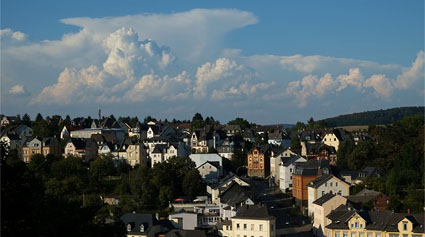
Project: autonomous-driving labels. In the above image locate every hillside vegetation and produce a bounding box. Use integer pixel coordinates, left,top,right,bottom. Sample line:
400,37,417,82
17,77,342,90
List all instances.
320,106,424,127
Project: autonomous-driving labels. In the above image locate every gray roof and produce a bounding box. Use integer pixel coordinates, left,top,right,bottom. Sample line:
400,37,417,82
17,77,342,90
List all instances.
235,204,274,220
120,213,157,235
326,208,424,233
307,174,346,188
293,159,330,176
312,193,337,206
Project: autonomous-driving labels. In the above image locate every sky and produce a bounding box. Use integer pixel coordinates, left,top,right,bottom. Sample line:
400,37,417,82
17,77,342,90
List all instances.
1,0,424,124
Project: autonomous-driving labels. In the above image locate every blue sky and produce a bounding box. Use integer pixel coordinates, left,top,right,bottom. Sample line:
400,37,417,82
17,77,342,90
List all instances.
1,1,424,124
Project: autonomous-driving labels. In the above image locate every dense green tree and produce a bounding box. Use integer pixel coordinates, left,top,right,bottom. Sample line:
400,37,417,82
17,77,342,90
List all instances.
290,136,301,153
22,113,31,126
346,140,377,170
182,169,204,198
228,117,250,129
35,113,44,122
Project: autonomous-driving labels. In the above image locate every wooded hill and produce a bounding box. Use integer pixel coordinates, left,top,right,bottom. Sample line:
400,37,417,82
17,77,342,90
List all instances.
320,106,424,127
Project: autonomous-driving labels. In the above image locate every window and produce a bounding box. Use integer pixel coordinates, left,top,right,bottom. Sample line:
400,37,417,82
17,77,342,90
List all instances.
237,223,240,230
367,233,372,237
375,234,380,237
259,224,263,231
343,232,347,237
325,183,327,187
359,233,364,237
322,191,325,196
355,222,359,228
243,223,247,230
335,232,340,237
402,221,408,230
330,182,333,187
351,233,356,237
251,224,254,230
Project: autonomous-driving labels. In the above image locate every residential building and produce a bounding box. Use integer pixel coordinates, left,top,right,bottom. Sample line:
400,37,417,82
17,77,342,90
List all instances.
312,193,347,237
217,137,236,159
197,161,220,184
279,155,307,193
60,125,84,139
126,142,147,168
209,173,250,205
1,132,26,156
0,115,17,127
121,213,172,237
292,159,330,208
346,188,390,211
189,154,223,176
169,212,199,230
64,138,98,161
21,137,61,163
322,128,347,152
325,208,425,237
247,145,271,178
223,125,242,137
220,204,276,237
307,174,350,216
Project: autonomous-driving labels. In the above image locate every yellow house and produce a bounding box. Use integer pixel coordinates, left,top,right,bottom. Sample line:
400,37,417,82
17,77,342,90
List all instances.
325,207,424,237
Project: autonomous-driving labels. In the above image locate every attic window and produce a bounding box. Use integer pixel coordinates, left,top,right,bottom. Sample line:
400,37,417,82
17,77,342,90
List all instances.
127,224,132,231
403,221,408,230
140,224,144,232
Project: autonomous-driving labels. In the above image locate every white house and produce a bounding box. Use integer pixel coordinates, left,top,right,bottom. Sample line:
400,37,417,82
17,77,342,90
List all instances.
279,155,307,192
322,129,346,152
197,161,220,184
189,154,223,176
307,174,350,216
270,148,298,185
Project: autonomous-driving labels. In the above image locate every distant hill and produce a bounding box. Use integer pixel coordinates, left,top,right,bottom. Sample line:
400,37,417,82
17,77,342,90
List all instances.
320,106,424,127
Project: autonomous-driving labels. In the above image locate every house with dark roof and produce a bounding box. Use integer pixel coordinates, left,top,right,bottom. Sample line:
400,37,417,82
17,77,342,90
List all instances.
307,174,350,216
346,188,390,211
247,144,271,178
121,213,174,237
197,161,220,184
322,128,347,152
64,138,98,161
219,204,276,237
21,137,61,163
218,181,254,221
209,173,250,205
325,207,424,237
312,193,347,237
292,159,331,208
279,155,307,193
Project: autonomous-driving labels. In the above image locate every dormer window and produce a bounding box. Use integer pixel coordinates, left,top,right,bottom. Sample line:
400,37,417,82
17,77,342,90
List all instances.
403,221,408,230
140,224,144,232
127,224,132,231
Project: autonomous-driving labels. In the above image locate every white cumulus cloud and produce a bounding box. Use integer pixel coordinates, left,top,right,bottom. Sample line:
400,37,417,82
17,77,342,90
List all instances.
0,28,27,42
9,84,29,95
394,50,424,89
364,74,394,99
194,58,244,98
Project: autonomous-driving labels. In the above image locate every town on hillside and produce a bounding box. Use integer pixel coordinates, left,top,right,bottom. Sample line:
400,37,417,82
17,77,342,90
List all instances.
1,111,424,237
